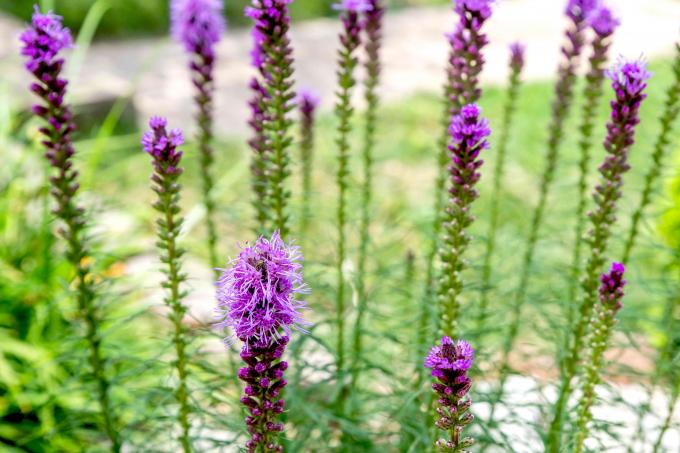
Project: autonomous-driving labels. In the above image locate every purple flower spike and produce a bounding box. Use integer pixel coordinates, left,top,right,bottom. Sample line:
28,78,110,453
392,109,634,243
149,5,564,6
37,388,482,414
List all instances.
20,6,73,73
509,42,526,72
565,0,600,22
298,89,321,117
448,104,491,187
607,58,652,101
425,337,476,451
171,0,225,57
588,5,619,37
216,231,308,348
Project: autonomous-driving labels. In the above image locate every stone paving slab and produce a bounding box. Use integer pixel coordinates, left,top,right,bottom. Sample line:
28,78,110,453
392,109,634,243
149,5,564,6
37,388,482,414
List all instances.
2,0,679,136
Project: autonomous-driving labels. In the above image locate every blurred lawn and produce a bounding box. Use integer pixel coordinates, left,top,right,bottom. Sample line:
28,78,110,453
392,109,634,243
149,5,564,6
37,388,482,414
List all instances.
0,0,449,39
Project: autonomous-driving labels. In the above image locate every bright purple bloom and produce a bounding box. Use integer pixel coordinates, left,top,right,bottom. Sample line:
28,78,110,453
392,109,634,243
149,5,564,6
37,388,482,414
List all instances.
509,42,526,72
142,116,185,166
449,104,491,172
599,262,626,310
20,6,73,73
607,58,651,101
216,231,307,348
332,0,373,12
588,5,619,37
425,337,476,450
565,0,600,22
171,0,225,57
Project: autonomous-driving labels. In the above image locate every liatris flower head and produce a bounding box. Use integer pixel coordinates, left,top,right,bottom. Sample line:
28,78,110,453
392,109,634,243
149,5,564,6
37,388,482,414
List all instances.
607,58,651,101
245,0,293,29
509,42,526,72
449,103,491,161
216,231,308,348
565,0,600,22
425,337,475,451
20,6,73,73
142,116,184,166
171,0,225,57
588,4,619,37
454,0,494,19
599,262,626,309
297,89,320,117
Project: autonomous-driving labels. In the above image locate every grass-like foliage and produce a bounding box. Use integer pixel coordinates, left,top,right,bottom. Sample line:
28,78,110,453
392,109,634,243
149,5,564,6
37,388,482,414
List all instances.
2,0,680,452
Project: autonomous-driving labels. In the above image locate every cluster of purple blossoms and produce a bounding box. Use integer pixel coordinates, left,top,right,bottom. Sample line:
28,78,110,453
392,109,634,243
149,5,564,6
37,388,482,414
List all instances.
565,0,599,23
509,42,526,73
425,337,475,451
171,0,225,58
298,89,321,121
599,262,626,309
217,232,307,451
245,0,292,69
142,117,185,170
588,4,619,38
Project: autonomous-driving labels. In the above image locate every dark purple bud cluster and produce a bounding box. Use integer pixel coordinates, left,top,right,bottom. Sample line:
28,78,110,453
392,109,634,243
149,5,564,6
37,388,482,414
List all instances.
239,337,290,453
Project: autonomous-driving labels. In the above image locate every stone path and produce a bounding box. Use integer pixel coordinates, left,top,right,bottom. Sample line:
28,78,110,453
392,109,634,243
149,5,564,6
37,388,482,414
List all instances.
2,0,679,135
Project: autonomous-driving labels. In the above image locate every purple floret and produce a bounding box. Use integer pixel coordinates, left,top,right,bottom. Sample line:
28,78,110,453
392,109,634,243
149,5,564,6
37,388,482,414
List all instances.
565,0,600,22
171,0,225,57
599,262,626,309
332,0,373,12
216,232,308,348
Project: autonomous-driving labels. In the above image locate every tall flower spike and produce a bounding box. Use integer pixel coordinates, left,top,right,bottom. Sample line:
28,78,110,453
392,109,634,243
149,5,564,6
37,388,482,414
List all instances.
297,89,320,237
142,117,193,453
351,0,385,396
425,0,494,335
216,232,308,452
573,263,626,453
245,0,296,237
425,337,475,452
481,42,526,425
622,43,680,264
20,7,120,451
171,0,226,275
549,58,650,451
438,104,491,337
332,0,367,415
568,3,619,309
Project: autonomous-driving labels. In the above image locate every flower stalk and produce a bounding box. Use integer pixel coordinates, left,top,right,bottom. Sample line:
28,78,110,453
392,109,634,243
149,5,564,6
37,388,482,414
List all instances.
20,8,120,451
142,117,193,453
332,0,368,413
216,232,308,452
547,59,651,452
477,42,526,334
297,90,320,237
171,0,225,274
573,263,626,453
246,0,297,237
622,43,680,264
425,0,493,328
351,0,384,393
568,4,619,311
438,104,491,338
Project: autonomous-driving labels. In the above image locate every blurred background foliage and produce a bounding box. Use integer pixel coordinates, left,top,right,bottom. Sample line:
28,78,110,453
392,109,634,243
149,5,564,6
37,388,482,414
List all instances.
0,0,448,39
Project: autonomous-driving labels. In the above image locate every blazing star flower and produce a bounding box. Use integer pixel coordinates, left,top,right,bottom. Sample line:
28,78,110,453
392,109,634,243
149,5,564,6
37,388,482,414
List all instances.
438,104,491,337
425,337,476,451
454,0,494,19
20,6,73,73
171,0,225,57
599,262,626,309
509,42,526,72
588,4,619,37
142,116,184,165
298,89,320,118
216,232,307,348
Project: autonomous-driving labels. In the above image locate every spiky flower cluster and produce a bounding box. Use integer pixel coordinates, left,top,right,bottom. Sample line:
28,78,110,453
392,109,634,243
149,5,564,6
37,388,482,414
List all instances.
217,232,307,451
171,0,225,271
216,232,307,348
142,117,185,167
574,262,626,453
425,337,475,452
438,104,491,337
171,0,225,57
588,4,619,38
